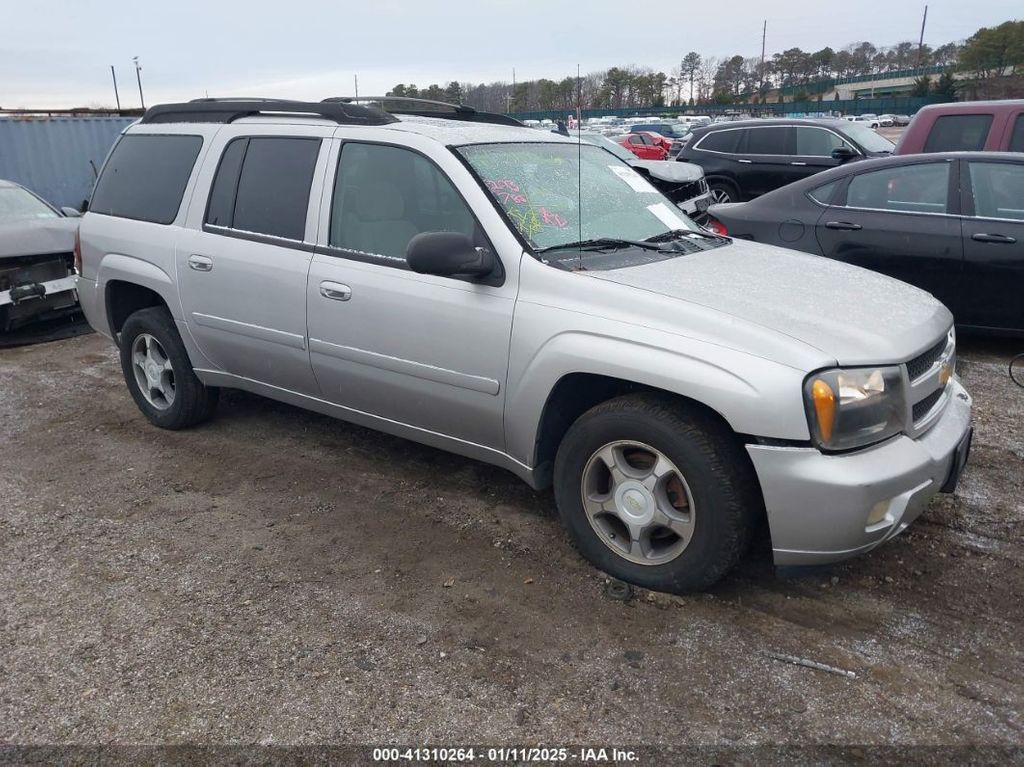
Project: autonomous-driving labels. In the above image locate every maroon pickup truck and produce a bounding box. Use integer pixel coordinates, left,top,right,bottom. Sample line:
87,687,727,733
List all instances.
896,100,1024,154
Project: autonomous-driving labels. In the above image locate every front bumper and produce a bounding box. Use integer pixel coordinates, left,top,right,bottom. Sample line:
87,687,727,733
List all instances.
747,379,972,566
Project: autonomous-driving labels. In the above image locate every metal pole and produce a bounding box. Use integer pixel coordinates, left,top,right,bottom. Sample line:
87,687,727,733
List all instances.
133,56,145,109
760,19,767,97
110,65,121,111
917,5,929,67
354,74,359,100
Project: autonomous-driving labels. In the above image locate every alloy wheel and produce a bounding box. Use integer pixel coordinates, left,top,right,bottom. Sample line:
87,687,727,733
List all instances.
580,441,696,566
131,333,176,410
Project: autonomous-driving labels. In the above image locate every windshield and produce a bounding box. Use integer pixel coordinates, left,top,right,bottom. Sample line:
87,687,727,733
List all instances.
842,123,896,153
457,142,698,251
0,186,59,223
577,133,636,162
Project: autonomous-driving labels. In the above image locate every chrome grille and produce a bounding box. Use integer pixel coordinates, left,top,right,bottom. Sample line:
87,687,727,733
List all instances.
912,388,944,422
906,337,947,381
904,328,955,435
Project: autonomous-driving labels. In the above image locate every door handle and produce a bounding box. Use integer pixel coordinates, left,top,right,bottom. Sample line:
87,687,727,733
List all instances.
188,254,213,272
790,161,808,166
737,159,753,164
319,281,352,301
971,232,1016,244
825,221,863,231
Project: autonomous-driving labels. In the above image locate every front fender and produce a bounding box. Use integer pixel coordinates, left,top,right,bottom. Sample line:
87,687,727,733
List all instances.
504,327,810,468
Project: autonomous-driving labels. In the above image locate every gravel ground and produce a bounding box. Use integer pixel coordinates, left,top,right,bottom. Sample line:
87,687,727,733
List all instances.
0,331,1021,749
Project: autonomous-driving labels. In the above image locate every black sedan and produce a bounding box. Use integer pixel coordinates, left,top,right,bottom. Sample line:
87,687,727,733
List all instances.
705,152,1024,334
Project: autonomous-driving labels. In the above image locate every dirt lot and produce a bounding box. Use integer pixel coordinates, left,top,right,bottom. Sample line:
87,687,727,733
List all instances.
1,331,1021,748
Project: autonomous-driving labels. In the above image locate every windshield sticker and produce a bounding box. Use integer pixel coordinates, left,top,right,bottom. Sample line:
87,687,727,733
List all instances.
646,202,687,229
609,165,659,194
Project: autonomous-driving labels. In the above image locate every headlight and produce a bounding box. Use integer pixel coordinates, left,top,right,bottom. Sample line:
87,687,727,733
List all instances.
804,366,906,451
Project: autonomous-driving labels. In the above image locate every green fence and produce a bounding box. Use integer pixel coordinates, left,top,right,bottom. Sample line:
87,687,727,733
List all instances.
510,95,946,122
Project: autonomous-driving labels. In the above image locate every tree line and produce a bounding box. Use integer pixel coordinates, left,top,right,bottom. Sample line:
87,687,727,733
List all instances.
387,19,1023,112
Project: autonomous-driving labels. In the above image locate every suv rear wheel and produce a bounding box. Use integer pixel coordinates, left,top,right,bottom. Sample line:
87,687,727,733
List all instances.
119,306,218,430
707,181,738,205
553,393,761,593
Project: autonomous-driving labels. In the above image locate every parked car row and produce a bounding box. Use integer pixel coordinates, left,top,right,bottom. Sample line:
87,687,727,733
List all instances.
702,99,1024,334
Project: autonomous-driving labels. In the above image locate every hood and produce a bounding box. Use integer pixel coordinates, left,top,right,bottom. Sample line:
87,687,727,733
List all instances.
588,239,952,367
0,218,78,259
630,159,703,184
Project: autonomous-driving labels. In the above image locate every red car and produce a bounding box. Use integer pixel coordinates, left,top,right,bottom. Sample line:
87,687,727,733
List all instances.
615,132,669,160
895,99,1024,154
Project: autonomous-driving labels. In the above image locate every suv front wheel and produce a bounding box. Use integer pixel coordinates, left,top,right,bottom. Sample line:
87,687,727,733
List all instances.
118,306,219,430
553,393,761,593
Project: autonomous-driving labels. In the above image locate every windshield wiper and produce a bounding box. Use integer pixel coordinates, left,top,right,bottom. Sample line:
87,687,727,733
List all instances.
537,237,668,254
644,228,727,243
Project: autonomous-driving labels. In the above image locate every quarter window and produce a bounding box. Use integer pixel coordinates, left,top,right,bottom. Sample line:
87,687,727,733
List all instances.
330,143,478,262
969,162,1024,221
846,163,950,214
90,134,203,224
923,114,993,152
807,180,840,205
695,130,740,153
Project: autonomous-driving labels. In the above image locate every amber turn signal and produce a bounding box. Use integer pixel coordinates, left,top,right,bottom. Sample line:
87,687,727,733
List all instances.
811,379,836,442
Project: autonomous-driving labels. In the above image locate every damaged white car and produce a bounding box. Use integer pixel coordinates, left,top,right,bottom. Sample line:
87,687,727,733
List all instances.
0,179,81,332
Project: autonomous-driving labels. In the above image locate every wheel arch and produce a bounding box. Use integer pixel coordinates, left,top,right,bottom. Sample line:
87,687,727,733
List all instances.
529,372,745,489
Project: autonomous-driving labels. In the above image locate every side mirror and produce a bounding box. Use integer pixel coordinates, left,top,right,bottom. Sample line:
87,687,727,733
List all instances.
831,146,857,163
406,232,496,279
60,206,82,217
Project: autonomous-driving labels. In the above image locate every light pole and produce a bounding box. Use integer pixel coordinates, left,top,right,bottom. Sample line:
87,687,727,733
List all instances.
110,65,121,110
133,56,145,109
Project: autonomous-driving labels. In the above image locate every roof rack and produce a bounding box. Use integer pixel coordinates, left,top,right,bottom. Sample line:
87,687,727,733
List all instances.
323,96,524,127
139,98,398,125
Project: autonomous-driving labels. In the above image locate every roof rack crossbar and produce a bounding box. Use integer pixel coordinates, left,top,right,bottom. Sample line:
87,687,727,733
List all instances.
323,96,524,127
139,98,398,126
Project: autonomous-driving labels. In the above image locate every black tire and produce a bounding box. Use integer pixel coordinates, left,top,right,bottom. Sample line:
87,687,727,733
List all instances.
707,180,739,205
553,393,762,593
118,306,218,430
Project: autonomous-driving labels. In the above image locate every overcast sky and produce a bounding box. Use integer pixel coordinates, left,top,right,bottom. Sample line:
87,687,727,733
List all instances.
0,1,1015,109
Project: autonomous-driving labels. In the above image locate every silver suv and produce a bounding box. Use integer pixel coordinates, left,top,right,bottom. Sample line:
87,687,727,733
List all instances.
76,97,973,592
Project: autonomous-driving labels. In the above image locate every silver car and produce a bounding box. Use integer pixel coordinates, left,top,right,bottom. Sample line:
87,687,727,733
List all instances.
76,98,972,592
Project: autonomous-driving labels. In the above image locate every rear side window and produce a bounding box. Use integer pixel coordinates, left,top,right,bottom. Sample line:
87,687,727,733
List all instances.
744,127,790,155
204,137,320,241
846,163,950,214
923,114,993,152
695,129,740,153
969,162,1024,221
91,134,203,224
1009,115,1024,152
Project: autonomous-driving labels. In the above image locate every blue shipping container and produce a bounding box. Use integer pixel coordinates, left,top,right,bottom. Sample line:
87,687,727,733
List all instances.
0,116,135,210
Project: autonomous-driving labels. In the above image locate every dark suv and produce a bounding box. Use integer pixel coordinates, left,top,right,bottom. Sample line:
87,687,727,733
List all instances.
677,118,895,203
